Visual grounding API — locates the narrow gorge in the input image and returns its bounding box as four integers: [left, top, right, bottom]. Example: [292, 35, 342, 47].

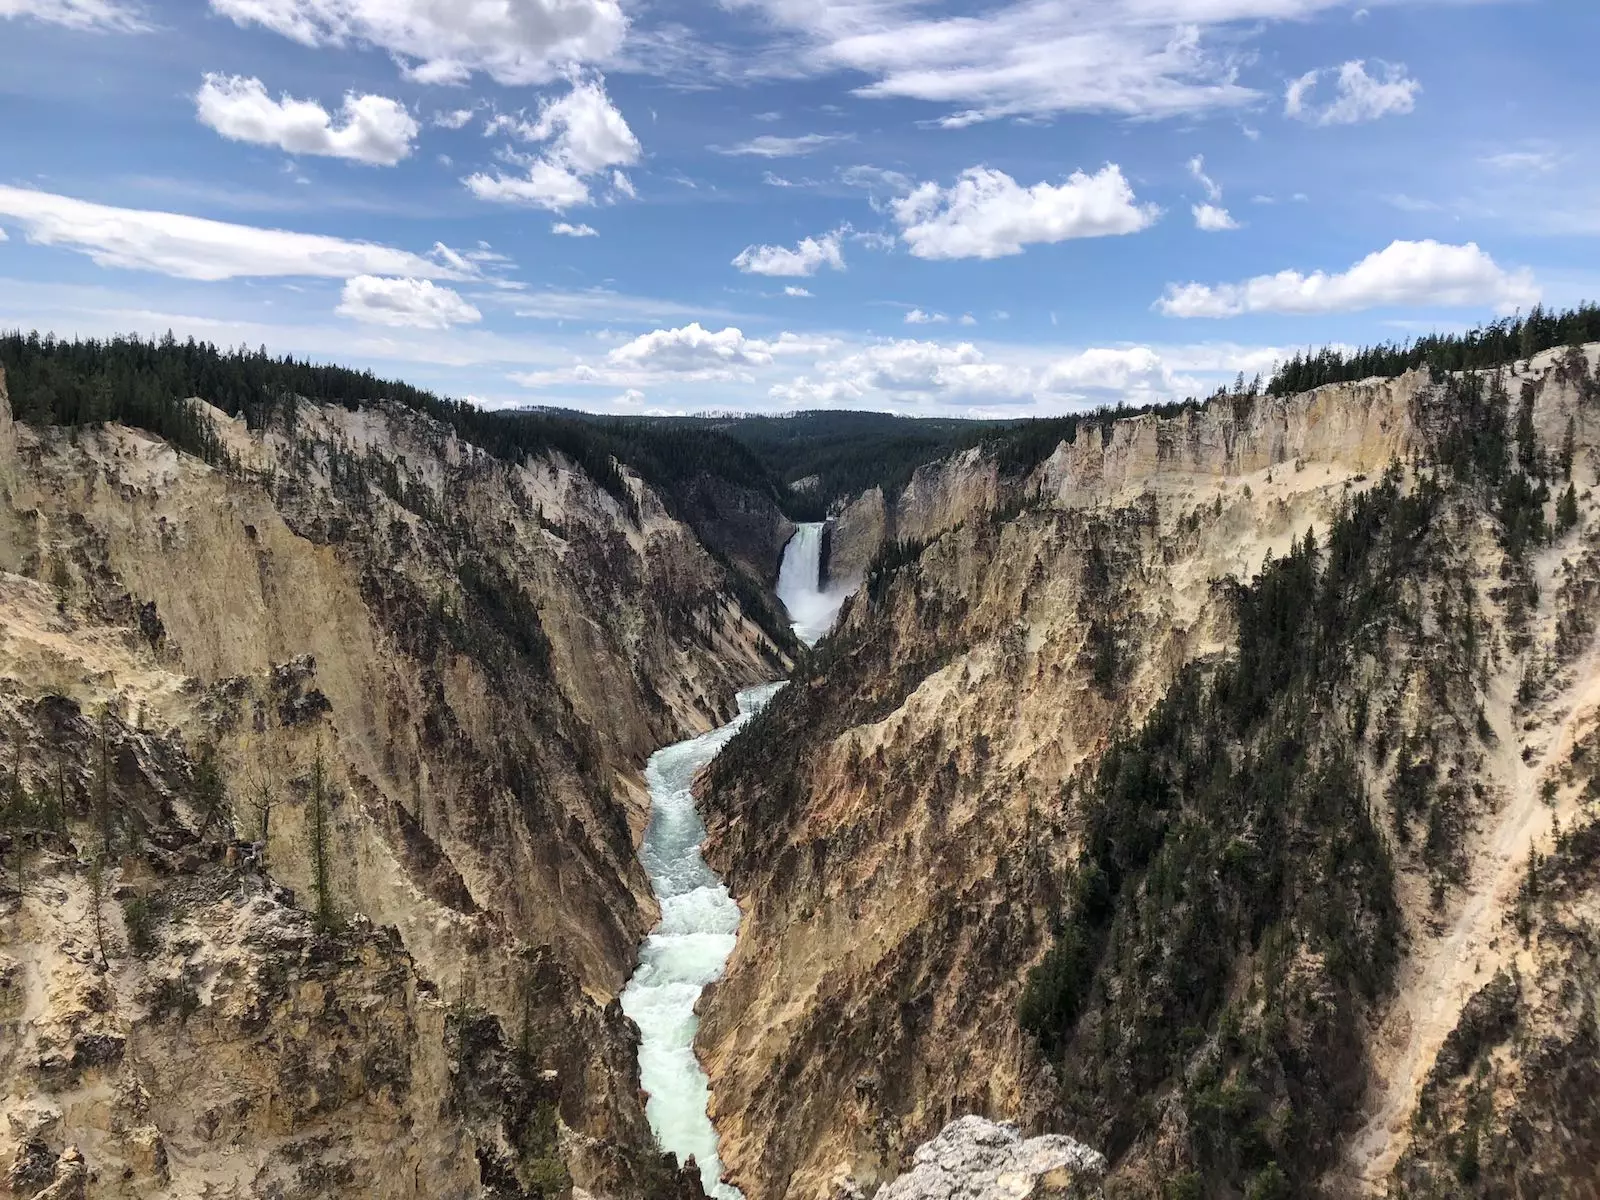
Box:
[4, 315, 1600, 1200]
[622, 523, 852, 1198]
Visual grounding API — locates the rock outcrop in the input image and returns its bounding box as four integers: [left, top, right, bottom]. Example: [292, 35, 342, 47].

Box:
[874, 1117, 1105, 1200]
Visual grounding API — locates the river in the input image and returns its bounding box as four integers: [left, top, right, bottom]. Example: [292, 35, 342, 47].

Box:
[618, 523, 849, 1197]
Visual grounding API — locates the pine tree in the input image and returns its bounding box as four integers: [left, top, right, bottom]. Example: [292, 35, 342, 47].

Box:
[1557, 483, 1579, 532]
[88, 853, 108, 967]
[309, 744, 338, 933]
[94, 708, 113, 856]
[1560, 416, 1576, 480]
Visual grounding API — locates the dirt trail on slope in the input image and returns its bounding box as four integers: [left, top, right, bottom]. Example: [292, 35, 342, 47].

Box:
[1341, 615, 1600, 1191]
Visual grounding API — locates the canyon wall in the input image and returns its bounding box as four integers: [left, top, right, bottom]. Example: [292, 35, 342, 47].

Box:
[699, 353, 1600, 1199]
[0, 377, 788, 1198]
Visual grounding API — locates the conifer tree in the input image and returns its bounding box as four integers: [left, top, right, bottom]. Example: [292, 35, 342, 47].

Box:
[1557, 483, 1579, 532]
[309, 743, 337, 933]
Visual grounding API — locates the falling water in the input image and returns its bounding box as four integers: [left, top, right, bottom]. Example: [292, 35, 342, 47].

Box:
[775, 522, 850, 648]
[619, 523, 854, 1196]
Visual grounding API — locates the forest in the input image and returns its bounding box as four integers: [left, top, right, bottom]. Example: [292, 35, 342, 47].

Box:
[1267, 303, 1600, 396]
[0, 329, 793, 528]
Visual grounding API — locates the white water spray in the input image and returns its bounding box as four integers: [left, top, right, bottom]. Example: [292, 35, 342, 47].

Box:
[620, 523, 855, 1195]
[775, 522, 851, 648]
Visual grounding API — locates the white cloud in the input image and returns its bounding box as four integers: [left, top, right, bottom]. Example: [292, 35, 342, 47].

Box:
[0, 0, 144, 29]
[891, 164, 1158, 261]
[1482, 149, 1560, 173]
[523, 75, 640, 173]
[608, 323, 784, 371]
[1186, 155, 1238, 230]
[0, 185, 471, 282]
[552, 221, 598, 237]
[610, 169, 636, 199]
[905, 308, 947, 324]
[720, 0, 1408, 126]
[0, 227, 8, 242]
[433, 107, 476, 130]
[467, 74, 639, 210]
[783, 285, 812, 297]
[1187, 154, 1222, 203]
[1285, 59, 1419, 126]
[512, 322, 829, 388]
[1193, 203, 1239, 231]
[713, 133, 848, 158]
[196, 74, 418, 166]
[337, 275, 482, 328]
[958, 313, 976, 326]
[466, 161, 590, 209]
[732, 228, 846, 276]
[207, 0, 624, 86]
[1156, 239, 1538, 318]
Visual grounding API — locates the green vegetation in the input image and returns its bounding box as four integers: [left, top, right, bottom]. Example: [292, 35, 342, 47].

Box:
[1017, 363, 1551, 1194]
[591, 400, 1198, 519]
[308, 745, 339, 934]
[1267, 302, 1600, 396]
[0, 330, 784, 524]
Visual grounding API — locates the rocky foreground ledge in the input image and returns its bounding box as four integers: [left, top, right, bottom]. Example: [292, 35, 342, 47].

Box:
[868, 1116, 1106, 1200]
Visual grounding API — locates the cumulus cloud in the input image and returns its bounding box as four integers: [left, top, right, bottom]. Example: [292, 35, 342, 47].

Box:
[891, 164, 1158, 260]
[337, 275, 482, 328]
[1156, 239, 1538, 318]
[606, 323, 825, 373]
[552, 221, 598, 237]
[768, 339, 1218, 410]
[732, 228, 846, 276]
[1192, 203, 1239, 231]
[783, 285, 812, 297]
[1, 0, 144, 29]
[466, 74, 639, 210]
[511, 322, 827, 389]
[207, 0, 623, 86]
[905, 308, 947, 324]
[713, 133, 849, 158]
[1285, 59, 1419, 125]
[467, 161, 590, 208]
[195, 74, 418, 166]
[0, 185, 470, 282]
[433, 107, 476, 130]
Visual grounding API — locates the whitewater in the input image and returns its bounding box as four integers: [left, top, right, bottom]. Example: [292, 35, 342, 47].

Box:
[619, 523, 849, 1197]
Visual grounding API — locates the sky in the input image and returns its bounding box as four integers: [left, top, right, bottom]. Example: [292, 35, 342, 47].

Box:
[0, 0, 1596, 416]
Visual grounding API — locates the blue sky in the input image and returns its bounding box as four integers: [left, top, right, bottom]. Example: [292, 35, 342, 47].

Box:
[0, 0, 1595, 415]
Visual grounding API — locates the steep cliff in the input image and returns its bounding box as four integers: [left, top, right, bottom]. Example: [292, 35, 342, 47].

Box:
[698, 350, 1600, 1198]
[0, 366, 789, 1197]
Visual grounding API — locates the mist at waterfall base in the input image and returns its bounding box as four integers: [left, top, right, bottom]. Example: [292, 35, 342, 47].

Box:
[618, 525, 850, 1197]
[775, 522, 852, 648]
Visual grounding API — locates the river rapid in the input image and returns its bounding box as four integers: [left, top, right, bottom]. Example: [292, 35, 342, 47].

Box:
[618, 523, 849, 1197]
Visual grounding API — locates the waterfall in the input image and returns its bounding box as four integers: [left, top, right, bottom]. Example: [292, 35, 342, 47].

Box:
[775, 522, 851, 648]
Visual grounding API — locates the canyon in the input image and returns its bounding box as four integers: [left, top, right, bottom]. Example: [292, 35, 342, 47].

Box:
[2, 334, 1599, 1200]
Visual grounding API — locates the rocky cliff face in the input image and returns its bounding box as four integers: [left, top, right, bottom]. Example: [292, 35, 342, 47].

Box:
[0, 372, 787, 1198]
[699, 352, 1600, 1198]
